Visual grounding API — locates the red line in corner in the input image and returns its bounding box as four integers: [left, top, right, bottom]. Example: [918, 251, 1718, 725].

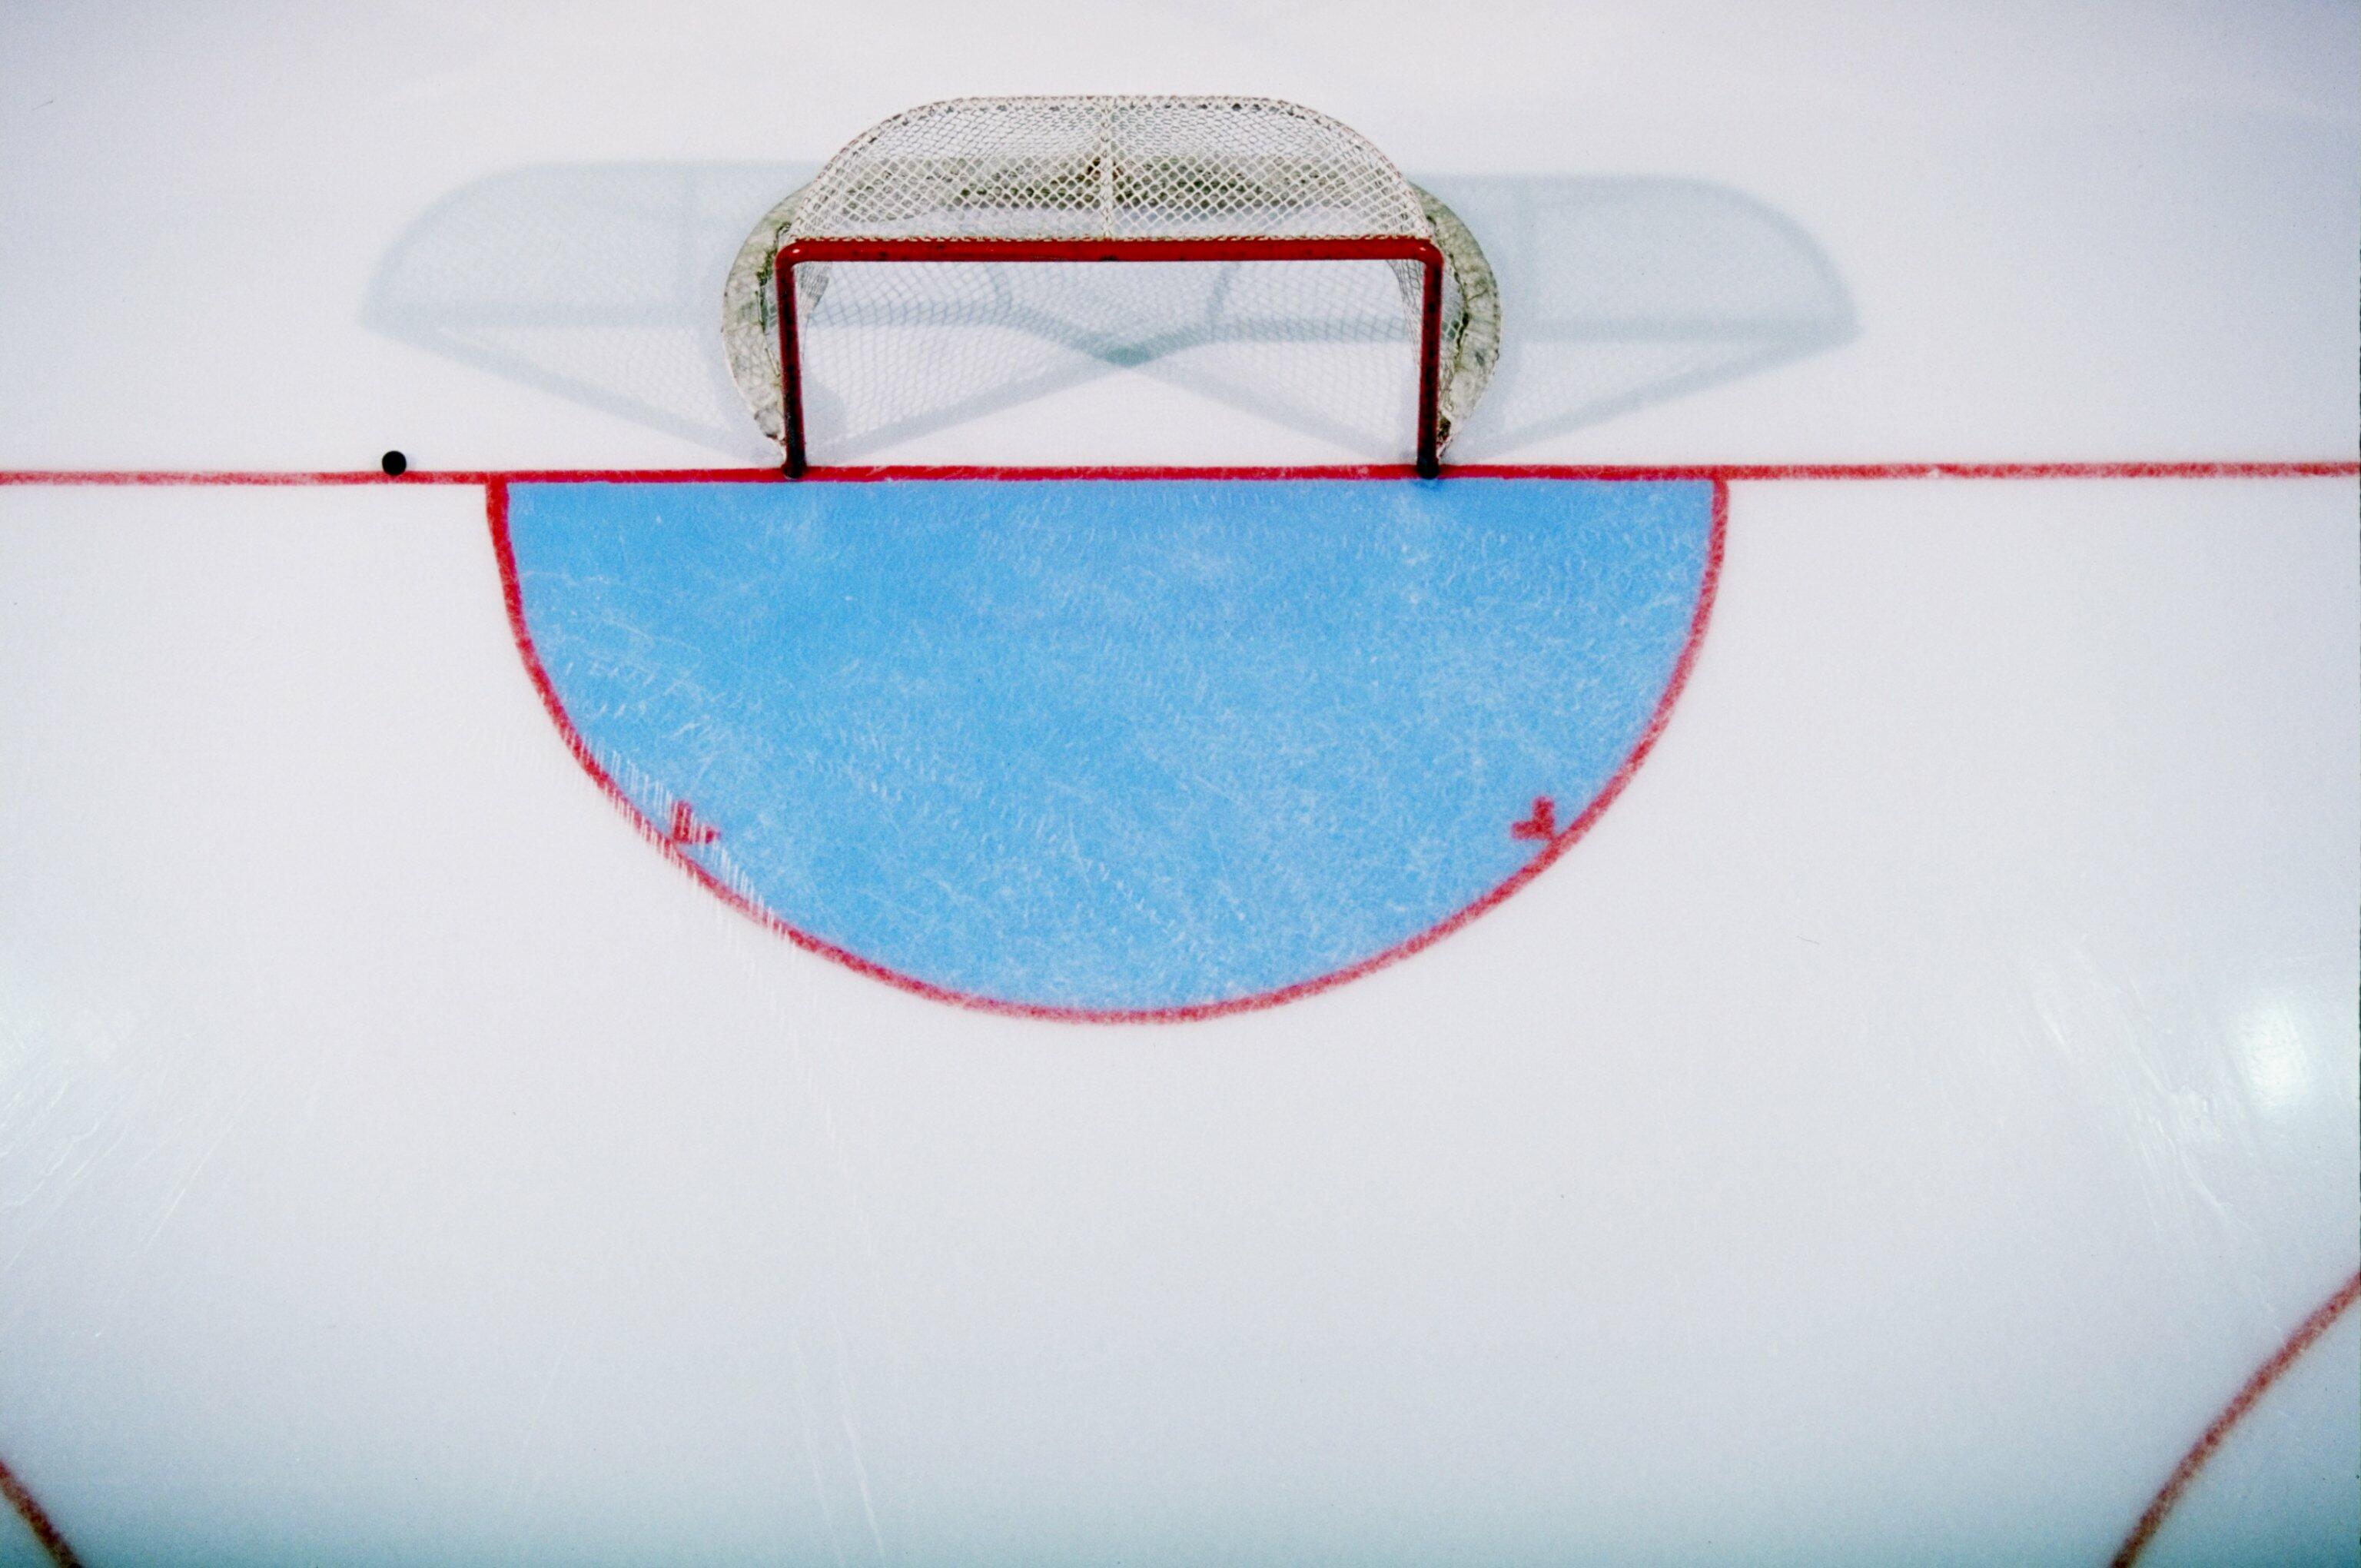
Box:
[2110, 1268, 2361, 1567]
[0, 1453, 82, 1568]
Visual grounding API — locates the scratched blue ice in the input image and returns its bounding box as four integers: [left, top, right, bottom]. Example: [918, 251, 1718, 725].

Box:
[506, 479, 1715, 1010]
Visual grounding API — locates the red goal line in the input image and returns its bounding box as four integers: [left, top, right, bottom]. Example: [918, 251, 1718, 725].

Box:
[0, 459, 2353, 489]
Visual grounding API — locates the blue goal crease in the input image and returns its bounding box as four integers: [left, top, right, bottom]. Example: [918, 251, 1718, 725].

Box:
[504, 477, 1716, 1012]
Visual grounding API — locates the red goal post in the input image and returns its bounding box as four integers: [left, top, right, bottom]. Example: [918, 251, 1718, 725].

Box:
[774, 234, 1448, 478]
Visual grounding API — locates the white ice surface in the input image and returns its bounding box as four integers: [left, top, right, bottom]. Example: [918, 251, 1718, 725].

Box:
[1, 3, 2356, 1564]
[0, 477, 2353, 1563]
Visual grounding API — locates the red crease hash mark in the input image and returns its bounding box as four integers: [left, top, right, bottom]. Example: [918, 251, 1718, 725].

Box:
[1511, 796, 1557, 842]
[0, 1451, 82, 1568]
[2110, 1267, 2361, 1567]
[666, 801, 719, 846]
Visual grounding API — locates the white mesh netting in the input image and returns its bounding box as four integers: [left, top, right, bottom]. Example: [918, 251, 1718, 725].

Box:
[723, 97, 1497, 464]
[787, 96, 1430, 241]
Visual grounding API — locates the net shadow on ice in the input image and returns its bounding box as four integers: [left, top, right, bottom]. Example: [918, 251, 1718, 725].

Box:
[364, 165, 1852, 463]
[364, 163, 818, 460]
[1428, 176, 1857, 459]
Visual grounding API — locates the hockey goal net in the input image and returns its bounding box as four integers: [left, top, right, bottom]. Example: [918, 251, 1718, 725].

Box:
[723, 96, 1496, 474]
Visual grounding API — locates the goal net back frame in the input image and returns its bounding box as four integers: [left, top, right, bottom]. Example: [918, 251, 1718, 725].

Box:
[751, 96, 1491, 477]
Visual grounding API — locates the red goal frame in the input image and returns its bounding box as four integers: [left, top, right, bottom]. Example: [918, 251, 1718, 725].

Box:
[775, 235, 1449, 480]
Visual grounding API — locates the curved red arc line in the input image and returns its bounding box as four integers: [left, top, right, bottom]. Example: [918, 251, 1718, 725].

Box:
[2110, 1267, 2361, 1567]
[490, 479, 918, 1003]
[487, 476, 1728, 1024]
[0, 1453, 82, 1568]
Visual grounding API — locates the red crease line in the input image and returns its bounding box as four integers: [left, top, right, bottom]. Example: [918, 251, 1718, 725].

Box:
[483, 470, 1731, 1023]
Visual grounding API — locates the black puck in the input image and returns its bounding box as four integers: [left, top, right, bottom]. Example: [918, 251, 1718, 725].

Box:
[380, 450, 408, 477]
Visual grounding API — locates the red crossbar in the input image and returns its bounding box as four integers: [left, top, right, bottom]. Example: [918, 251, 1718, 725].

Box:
[775, 235, 1447, 479]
